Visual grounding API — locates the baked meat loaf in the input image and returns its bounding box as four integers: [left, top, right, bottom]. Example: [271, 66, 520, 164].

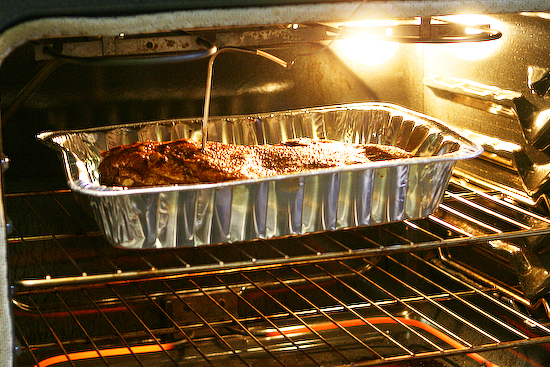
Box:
[98, 137, 412, 187]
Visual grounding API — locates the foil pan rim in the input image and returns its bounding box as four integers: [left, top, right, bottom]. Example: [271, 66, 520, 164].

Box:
[38, 102, 484, 197]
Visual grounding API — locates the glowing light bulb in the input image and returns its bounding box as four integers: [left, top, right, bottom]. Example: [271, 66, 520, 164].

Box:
[337, 20, 399, 66]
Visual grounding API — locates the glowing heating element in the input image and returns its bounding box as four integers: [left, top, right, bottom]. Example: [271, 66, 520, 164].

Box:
[34, 317, 500, 367]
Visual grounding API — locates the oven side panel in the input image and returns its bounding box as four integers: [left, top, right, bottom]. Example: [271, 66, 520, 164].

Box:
[3, 4, 550, 367]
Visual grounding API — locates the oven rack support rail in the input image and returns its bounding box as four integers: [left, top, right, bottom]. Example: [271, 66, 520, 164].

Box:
[8, 175, 550, 289]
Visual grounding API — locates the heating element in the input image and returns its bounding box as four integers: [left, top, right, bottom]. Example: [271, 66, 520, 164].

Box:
[9, 174, 550, 366]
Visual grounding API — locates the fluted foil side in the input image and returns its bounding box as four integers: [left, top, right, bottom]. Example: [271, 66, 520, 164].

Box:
[37, 103, 482, 249]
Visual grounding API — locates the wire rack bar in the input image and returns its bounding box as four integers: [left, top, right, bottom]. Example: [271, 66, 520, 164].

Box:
[410, 252, 550, 335]
[9, 179, 550, 289]
[434, 249, 533, 308]
[212, 273, 324, 365]
[15, 251, 550, 367]
[80, 288, 153, 366]
[332, 260, 478, 348]
[380, 257, 519, 342]
[288, 267, 421, 355]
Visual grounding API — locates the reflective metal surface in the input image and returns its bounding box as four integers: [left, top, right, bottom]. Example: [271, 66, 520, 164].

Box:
[423, 73, 550, 202]
[415, 14, 550, 210]
[7, 177, 550, 367]
[38, 103, 482, 248]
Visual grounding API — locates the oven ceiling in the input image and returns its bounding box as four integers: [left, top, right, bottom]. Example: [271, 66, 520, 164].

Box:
[1, 0, 550, 34]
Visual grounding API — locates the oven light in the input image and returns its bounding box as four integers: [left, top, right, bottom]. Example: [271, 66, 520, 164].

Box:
[337, 36, 398, 66]
[337, 20, 399, 66]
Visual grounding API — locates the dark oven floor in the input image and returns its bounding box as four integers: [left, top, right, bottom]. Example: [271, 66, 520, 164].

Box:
[9, 178, 550, 367]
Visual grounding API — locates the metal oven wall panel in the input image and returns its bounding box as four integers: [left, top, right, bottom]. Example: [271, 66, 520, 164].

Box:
[421, 14, 550, 202]
[2, 2, 550, 367]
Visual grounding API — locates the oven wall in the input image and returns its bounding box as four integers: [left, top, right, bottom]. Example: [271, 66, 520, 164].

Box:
[2, 5, 550, 366]
[422, 13, 550, 199]
[331, 13, 550, 207]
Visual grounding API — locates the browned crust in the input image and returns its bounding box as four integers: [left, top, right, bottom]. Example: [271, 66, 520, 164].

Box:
[98, 138, 412, 187]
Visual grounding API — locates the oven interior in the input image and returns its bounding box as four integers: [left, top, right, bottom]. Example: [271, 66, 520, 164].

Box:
[5, 10, 550, 367]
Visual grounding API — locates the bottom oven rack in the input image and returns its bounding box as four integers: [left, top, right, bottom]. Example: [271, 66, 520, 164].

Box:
[9, 177, 550, 366]
[13, 250, 550, 367]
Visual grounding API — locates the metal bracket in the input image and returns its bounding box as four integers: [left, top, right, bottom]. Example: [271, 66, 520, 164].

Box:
[36, 33, 210, 59]
[528, 66, 550, 97]
[34, 25, 332, 63]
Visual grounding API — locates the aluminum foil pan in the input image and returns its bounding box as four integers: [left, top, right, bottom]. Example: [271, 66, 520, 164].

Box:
[37, 103, 483, 249]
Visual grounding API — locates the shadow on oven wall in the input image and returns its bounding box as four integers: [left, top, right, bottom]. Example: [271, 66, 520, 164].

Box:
[0, 42, 383, 194]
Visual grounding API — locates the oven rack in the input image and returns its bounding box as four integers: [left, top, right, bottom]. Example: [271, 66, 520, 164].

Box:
[11, 176, 550, 366]
[7, 176, 550, 289]
[13, 248, 550, 367]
